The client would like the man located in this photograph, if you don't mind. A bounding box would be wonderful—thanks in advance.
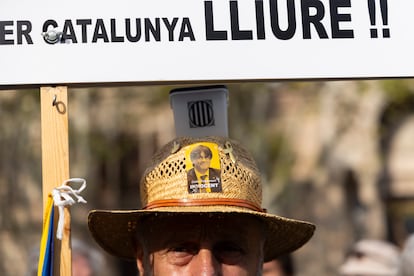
[187,143,222,193]
[88,136,315,275]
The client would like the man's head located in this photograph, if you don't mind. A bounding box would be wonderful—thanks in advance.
[190,144,213,174]
[88,136,315,275]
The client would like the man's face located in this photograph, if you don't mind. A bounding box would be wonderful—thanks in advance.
[136,215,265,276]
[193,151,212,173]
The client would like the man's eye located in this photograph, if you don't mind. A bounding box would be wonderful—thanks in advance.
[214,242,245,264]
[171,246,196,254]
[167,244,198,265]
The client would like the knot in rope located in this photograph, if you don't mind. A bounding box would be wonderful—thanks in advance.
[51,178,87,240]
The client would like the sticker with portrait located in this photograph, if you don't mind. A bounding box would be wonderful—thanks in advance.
[185,142,222,194]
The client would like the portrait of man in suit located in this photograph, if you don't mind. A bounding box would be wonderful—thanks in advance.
[186,143,222,193]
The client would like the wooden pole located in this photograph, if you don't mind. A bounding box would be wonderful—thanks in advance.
[40,86,72,276]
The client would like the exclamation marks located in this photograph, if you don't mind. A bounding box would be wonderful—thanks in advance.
[368,0,390,38]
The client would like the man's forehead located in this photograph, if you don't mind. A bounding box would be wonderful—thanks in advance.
[145,213,258,223]
[141,215,262,249]
[141,214,262,236]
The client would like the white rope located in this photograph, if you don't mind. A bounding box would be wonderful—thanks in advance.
[51,178,87,240]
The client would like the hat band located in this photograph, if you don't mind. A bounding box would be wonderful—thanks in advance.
[143,198,265,213]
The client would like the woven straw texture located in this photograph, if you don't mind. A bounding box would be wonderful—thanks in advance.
[141,136,261,207]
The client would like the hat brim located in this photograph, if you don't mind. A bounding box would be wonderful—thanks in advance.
[88,206,315,262]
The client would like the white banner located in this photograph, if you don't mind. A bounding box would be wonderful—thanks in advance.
[0,0,412,87]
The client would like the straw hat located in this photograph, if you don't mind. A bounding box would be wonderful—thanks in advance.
[88,136,315,262]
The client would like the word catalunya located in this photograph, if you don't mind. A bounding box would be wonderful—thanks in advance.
[0,0,354,45]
